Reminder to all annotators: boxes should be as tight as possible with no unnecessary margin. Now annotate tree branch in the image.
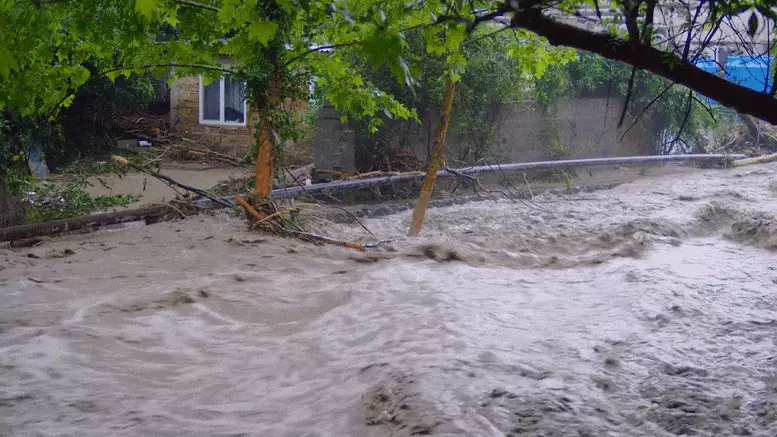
[174,0,219,12]
[619,82,674,141]
[641,0,656,45]
[670,89,693,147]
[624,0,642,44]
[101,63,232,75]
[507,9,777,125]
[618,66,637,127]
[681,1,703,60]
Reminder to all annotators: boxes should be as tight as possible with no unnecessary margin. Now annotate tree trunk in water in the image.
[255,63,283,197]
[0,176,26,228]
[407,78,456,236]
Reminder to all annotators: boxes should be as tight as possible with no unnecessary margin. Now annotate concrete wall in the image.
[314,97,657,171]
[0,178,25,228]
[490,97,655,163]
[313,106,357,172]
[169,76,257,157]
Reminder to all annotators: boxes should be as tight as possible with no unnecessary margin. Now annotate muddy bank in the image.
[84,164,250,209]
[2,163,777,436]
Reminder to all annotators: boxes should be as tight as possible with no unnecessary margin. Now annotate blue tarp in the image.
[694,55,773,105]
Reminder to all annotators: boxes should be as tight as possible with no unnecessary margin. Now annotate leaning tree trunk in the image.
[407,77,457,236]
[0,176,26,228]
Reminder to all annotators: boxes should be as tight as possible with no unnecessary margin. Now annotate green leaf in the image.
[276,0,293,10]
[134,0,157,19]
[0,46,16,79]
[247,20,280,45]
[106,71,122,82]
[748,11,759,37]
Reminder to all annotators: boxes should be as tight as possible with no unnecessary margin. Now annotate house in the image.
[169,72,257,157]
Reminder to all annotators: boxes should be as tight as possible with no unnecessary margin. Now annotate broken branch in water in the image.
[284,229,367,250]
[280,164,375,237]
[254,207,297,227]
[233,193,379,251]
[443,166,508,201]
[522,172,534,199]
[112,155,233,208]
[235,195,267,221]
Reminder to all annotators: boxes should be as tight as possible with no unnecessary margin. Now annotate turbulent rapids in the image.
[3,163,777,436]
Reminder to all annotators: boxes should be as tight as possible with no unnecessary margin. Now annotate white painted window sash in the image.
[198,75,248,127]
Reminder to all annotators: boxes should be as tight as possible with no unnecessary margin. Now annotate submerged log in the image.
[0,206,176,242]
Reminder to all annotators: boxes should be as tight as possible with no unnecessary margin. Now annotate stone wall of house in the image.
[169,76,257,157]
[314,96,659,171]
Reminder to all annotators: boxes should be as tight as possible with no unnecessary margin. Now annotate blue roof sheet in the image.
[693,55,773,104]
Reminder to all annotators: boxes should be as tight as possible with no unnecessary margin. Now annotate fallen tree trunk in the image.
[0,206,175,242]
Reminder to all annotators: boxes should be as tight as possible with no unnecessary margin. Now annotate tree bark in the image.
[407,78,456,236]
[0,177,26,228]
[255,61,283,197]
[509,9,777,125]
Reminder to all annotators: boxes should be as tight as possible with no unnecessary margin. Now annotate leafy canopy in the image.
[0,0,575,130]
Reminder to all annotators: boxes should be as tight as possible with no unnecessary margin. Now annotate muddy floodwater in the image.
[3,164,777,437]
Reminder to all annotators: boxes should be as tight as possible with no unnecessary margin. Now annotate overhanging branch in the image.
[508,10,777,125]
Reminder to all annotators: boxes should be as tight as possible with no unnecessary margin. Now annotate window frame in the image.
[198,76,248,127]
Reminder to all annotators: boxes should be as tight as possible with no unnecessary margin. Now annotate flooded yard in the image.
[2,163,777,436]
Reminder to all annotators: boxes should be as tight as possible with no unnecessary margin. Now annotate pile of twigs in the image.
[111,155,385,251]
[164,144,244,167]
[234,194,384,250]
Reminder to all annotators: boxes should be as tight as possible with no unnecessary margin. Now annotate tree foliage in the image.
[344,26,574,164]
[3,0,775,169]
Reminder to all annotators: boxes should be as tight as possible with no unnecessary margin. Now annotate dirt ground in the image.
[84,162,251,209]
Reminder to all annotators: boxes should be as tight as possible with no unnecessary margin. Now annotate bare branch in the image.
[681,2,703,61]
[620,82,675,140]
[618,67,638,128]
[670,89,694,147]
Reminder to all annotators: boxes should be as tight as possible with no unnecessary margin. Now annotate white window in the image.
[199,76,247,126]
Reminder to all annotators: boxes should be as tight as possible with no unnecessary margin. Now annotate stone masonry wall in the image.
[314,97,658,171]
[169,76,257,157]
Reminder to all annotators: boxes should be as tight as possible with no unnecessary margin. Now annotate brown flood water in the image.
[3,163,777,436]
